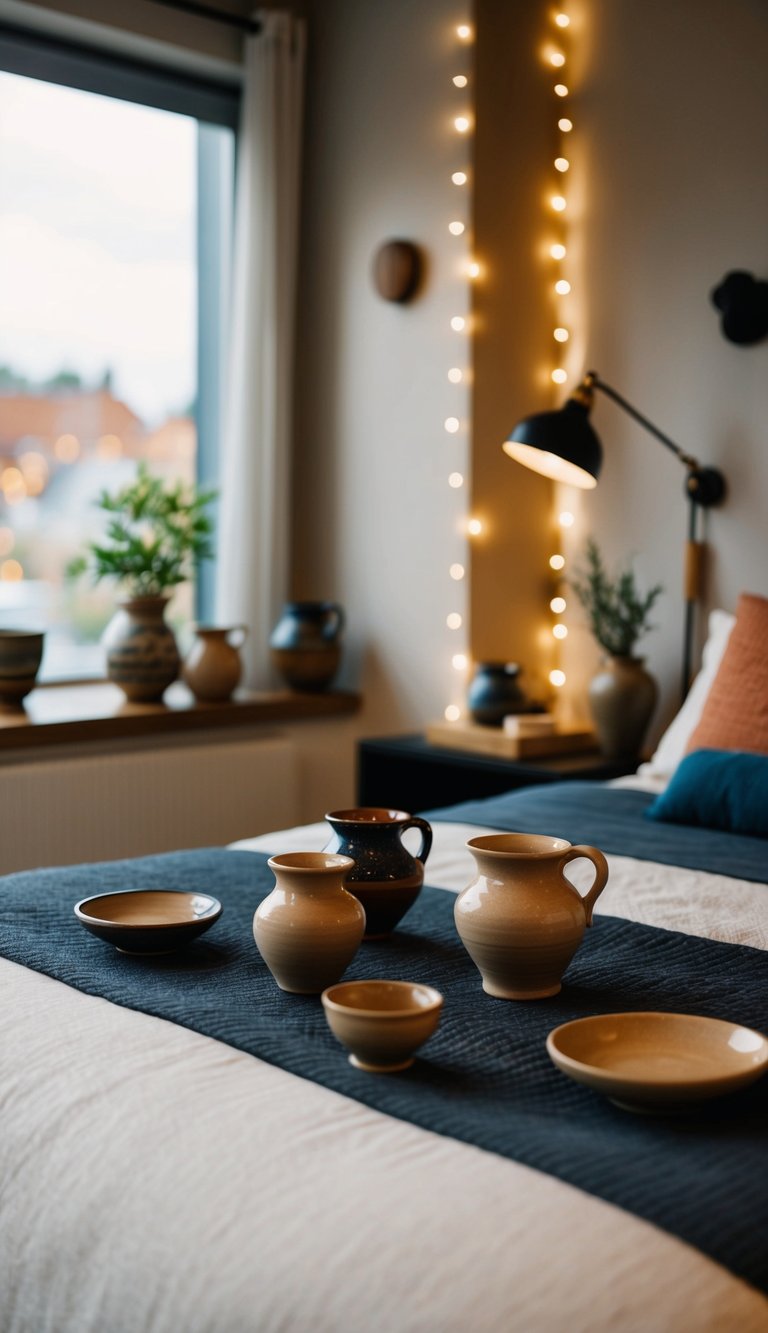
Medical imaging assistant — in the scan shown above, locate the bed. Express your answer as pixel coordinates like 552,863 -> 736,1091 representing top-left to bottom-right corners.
3,606 -> 768,1332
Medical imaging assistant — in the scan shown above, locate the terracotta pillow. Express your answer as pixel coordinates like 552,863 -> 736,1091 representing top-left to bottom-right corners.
686,593 -> 768,755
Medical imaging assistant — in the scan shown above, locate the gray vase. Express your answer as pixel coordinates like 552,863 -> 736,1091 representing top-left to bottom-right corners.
588,656 -> 658,761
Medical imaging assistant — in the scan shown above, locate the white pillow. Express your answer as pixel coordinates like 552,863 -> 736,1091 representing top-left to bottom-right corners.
636,609 -> 735,782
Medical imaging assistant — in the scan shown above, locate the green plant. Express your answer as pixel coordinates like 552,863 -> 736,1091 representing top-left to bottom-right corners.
569,538 -> 663,658
68,464 -> 216,598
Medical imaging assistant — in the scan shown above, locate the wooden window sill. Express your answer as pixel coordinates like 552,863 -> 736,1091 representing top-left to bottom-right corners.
0,682 -> 361,755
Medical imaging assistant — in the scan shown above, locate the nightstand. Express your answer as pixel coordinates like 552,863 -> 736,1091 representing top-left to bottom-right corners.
357,734 -> 637,812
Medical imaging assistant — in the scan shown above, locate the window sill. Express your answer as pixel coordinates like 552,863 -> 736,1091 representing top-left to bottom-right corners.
0,681 -> 361,755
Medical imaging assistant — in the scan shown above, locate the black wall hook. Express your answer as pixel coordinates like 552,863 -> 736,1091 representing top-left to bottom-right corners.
711,270 -> 768,345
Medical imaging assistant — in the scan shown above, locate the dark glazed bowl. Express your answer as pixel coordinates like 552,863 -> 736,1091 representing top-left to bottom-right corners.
74,889 -> 222,954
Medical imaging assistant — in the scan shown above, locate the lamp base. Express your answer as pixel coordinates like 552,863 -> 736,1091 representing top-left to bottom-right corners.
686,467 -> 726,507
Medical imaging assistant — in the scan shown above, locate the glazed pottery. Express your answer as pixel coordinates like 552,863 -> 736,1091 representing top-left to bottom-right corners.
321,979 -> 443,1072
323,807 -> 433,938
547,1012 -> 768,1112
0,629 -> 44,706
102,596 -> 180,703
455,833 -> 609,999
74,889 -> 222,955
588,655 -> 658,760
254,852 -> 365,994
467,662 -> 533,726
182,625 -> 247,702
269,601 -> 344,692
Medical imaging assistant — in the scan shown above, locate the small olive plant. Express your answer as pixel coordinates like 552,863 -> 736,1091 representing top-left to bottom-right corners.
569,539 -> 663,658
68,464 -> 216,598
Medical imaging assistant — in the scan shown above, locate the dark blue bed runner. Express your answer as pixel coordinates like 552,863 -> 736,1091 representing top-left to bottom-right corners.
2,847 -> 767,1294
426,781 -> 768,884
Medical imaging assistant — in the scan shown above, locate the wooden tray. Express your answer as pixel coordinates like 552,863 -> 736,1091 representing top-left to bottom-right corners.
426,718 -> 597,760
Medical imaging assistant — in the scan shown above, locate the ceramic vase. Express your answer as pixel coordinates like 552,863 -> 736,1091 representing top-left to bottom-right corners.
588,655 -> 658,760
182,625 -> 247,702
323,807 -> 433,939
102,595 -> 180,703
269,601 -> 344,692
254,852 -> 365,994
455,833 -> 609,999
467,662 -> 532,726
0,630 -> 44,707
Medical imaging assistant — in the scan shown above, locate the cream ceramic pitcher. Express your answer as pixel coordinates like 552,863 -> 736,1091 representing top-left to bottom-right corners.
455,833 -> 609,1000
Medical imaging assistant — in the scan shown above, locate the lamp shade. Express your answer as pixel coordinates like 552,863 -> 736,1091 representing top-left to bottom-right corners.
503,398 -> 602,490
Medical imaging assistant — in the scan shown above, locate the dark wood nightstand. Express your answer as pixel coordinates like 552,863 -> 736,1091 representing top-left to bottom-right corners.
357,734 -> 637,813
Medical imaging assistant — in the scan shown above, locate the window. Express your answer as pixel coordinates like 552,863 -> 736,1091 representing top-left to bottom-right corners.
0,25 -> 237,678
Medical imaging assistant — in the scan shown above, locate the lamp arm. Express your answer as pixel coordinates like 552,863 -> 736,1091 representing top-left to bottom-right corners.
586,372 -> 700,471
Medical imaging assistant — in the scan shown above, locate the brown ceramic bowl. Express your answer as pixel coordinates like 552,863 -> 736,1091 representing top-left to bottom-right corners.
321,979 -> 443,1072
74,889 -> 222,955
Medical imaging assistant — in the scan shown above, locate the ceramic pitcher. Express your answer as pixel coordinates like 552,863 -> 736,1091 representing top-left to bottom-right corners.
182,625 -> 247,702
254,852 -> 365,994
323,807 -> 433,939
455,833 -> 609,999
269,601 -> 345,692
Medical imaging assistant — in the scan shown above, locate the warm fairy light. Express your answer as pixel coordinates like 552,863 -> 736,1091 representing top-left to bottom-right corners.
467,518 -> 483,536
97,433 -> 122,459
454,116 -> 471,133
445,416 -> 460,433
453,74 -> 468,88
549,669 -> 567,688
1,467 -> 27,503
555,13 -> 570,27
451,315 -> 466,331
550,242 -> 566,260
554,84 -> 569,97
448,367 -> 463,383
0,527 -> 14,557
447,612 -> 463,629
449,220 -> 465,235
549,554 -> 566,571
552,623 -> 568,640
452,653 -> 468,670
0,559 -> 23,582
448,472 -> 464,488
467,260 -> 481,278
445,704 -> 462,721
452,171 -> 467,185
449,563 -> 465,580
456,23 -> 472,41
550,596 -> 567,614
551,368 -> 568,384
549,52 -> 565,67
54,433 -> 80,463
555,279 -> 571,295
558,117 -> 573,132
554,157 -> 569,172
559,510 -> 575,527
551,195 -> 566,212
553,327 -> 569,342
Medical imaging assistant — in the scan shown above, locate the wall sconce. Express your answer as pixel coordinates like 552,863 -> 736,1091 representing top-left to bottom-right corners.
504,371 -> 727,699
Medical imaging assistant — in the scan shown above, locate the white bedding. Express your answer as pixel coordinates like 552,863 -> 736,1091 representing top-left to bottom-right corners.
3,820 -> 768,1333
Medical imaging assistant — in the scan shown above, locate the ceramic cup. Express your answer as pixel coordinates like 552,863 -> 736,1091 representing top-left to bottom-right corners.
0,629 -> 45,706
321,979 -> 443,1072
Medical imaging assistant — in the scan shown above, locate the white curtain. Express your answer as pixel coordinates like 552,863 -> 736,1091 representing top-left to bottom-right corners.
215,11 -> 305,687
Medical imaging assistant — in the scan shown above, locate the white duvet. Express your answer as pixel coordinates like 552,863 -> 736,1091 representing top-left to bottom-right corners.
2,819 -> 767,1333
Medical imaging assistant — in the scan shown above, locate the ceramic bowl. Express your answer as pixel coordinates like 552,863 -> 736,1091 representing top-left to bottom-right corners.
547,1011 -> 768,1112
321,979 -> 443,1072
75,889 -> 222,954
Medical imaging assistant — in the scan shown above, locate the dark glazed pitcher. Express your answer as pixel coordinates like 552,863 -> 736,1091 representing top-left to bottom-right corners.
270,601 -> 345,692
323,808 -> 433,939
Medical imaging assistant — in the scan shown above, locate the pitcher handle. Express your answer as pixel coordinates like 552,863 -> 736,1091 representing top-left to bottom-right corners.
228,624 -> 248,648
558,845 -> 609,926
323,603 -> 345,641
400,816 -> 433,867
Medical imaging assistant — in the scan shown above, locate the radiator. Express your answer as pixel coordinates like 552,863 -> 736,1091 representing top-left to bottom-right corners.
0,738 -> 300,874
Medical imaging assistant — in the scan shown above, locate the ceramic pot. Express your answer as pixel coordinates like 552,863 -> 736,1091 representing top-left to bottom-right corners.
270,601 -> 344,692
254,852 -> 365,994
102,595 -> 180,703
467,663 -> 532,726
455,833 -> 609,999
323,807 -> 433,939
588,655 -> 658,760
182,625 -> 247,702
0,629 -> 44,706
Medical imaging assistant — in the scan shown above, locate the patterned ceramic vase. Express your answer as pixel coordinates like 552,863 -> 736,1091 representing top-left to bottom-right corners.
323,807 -> 433,939
103,595 -> 180,703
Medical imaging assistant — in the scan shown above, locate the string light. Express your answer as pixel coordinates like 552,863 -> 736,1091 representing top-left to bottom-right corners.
549,554 -> 565,571
449,563 -> 465,580
444,416 -> 460,433
550,596 -> 567,614
452,171 -> 467,185
554,157 -> 569,172
447,612 -> 462,629
451,315 -> 466,331
448,472 -> 464,488
453,74 -> 468,88
553,327 -> 569,342
558,117 -> 573,132
552,623 -> 568,640
467,260 -> 481,278
549,669 -> 566,687
467,518 -> 483,535
456,23 -> 472,40
452,653 -> 468,670
559,510 -> 574,527
550,242 -> 566,260
449,220 -> 465,235
448,367 -> 463,382
454,115 -> 471,133
551,194 -> 566,212
555,13 -> 570,27
555,278 -> 571,295
551,368 -> 568,384
549,51 -> 565,67
445,704 -> 462,721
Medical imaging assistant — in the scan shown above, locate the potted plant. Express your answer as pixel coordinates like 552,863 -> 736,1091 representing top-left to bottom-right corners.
69,465 -> 216,702
570,539 -> 663,759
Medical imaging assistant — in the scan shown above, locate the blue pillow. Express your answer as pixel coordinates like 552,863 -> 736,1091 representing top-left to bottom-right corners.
645,749 -> 768,838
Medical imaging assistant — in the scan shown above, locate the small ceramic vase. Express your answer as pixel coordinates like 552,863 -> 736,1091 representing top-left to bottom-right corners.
182,625 -> 247,702
467,662 -> 532,726
323,808 -> 433,939
589,655 -> 658,760
455,833 -> 609,1000
254,852 -> 365,994
269,601 -> 344,692
102,595 -> 180,703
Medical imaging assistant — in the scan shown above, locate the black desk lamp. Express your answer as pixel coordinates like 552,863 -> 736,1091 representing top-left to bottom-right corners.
504,370 -> 727,699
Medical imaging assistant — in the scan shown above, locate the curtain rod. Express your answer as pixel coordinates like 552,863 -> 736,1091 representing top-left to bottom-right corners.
148,1 -> 262,35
